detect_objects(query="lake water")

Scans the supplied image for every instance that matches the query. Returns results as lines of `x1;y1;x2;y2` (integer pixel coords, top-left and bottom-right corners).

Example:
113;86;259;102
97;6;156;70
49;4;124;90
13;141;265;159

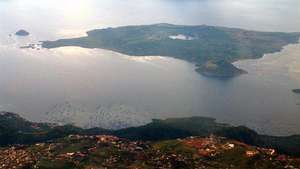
0;0;300;135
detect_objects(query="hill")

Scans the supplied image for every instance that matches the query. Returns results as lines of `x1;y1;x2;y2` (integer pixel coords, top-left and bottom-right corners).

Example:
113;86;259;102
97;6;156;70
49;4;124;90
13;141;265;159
0;112;110;146
1;112;300;157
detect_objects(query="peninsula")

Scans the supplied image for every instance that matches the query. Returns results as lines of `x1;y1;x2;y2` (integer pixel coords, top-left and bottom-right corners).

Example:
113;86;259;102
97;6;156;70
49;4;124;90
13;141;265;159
42;24;300;77
196;60;246;78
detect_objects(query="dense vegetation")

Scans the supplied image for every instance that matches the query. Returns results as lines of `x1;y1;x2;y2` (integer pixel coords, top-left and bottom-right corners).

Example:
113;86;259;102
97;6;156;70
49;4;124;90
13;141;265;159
42;24;300;77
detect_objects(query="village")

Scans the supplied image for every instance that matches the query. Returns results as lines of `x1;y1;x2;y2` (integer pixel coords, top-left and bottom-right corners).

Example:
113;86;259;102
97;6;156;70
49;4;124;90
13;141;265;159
0;134;299;169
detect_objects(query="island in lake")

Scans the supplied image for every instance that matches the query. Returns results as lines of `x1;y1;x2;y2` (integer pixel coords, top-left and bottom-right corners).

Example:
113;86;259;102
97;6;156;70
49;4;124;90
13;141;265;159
15;29;29;36
42;23;300;78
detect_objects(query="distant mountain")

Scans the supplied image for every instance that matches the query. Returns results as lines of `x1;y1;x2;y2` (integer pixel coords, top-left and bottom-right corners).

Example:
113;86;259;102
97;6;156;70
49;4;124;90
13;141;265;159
42;23;300;77
1;112;300;156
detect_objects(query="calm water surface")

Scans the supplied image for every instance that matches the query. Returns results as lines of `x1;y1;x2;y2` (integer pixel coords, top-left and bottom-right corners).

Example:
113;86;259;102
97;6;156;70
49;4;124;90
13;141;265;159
0;0;300;135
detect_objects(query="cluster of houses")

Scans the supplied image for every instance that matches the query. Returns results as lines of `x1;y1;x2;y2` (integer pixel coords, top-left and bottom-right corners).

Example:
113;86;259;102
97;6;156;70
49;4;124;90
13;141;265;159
0;146;35;169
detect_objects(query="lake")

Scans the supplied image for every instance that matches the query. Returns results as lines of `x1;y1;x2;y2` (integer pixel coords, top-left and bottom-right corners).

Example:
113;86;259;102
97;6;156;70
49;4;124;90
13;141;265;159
0;0;300;135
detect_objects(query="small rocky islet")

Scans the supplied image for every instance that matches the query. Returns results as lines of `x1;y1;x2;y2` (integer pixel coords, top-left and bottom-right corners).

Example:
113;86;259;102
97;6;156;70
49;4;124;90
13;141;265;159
15;29;30;36
292;89;300;94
